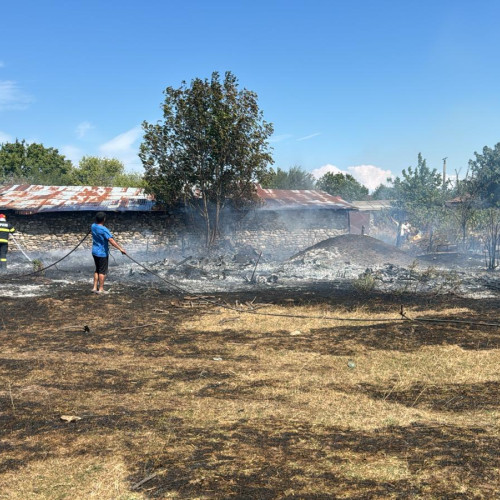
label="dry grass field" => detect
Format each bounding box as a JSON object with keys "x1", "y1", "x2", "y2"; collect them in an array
[{"x1": 1, "y1": 283, "x2": 499, "y2": 499}]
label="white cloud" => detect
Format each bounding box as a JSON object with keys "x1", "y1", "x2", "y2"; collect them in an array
[
  {"x1": 347, "y1": 165, "x2": 392, "y2": 191},
  {"x1": 311, "y1": 163, "x2": 392, "y2": 192},
  {"x1": 297, "y1": 132, "x2": 321, "y2": 142},
  {"x1": 60, "y1": 145, "x2": 84, "y2": 165},
  {"x1": 0, "y1": 80, "x2": 34, "y2": 110},
  {"x1": 269, "y1": 133, "x2": 293, "y2": 143},
  {"x1": 311, "y1": 164, "x2": 347, "y2": 179},
  {"x1": 0, "y1": 130, "x2": 13, "y2": 143},
  {"x1": 98, "y1": 126, "x2": 142, "y2": 168},
  {"x1": 75, "y1": 121, "x2": 94, "y2": 139}
]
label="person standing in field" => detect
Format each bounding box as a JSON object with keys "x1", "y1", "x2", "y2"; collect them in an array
[
  {"x1": 91, "y1": 212, "x2": 126, "y2": 293},
  {"x1": 0, "y1": 214, "x2": 15, "y2": 270}
]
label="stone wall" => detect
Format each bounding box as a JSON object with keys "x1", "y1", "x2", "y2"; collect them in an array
[
  {"x1": 229, "y1": 209, "x2": 348, "y2": 256},
  {"x1": 5, "y1": 208, "x2": 349, "y2": 257},
  {"x1": 6, "y1": 212, "x2": 186, "y2": 254}
]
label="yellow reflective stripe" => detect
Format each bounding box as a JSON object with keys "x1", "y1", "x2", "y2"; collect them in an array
[
  {"x1": 0, "y1": 239, "x2": 8, "y2": 243},
  {"x1": 0, "y1": 228, "x2": 11, "y2": 232},
  {"x1": 0, "y1": 258, "x2": 6, "y2": 262}
]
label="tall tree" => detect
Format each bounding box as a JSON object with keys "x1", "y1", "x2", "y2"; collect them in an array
[
  {"x1": 467, "y1": 143, "x2": 500, "y2": 266},
  {"x1": 469, "y1": 142, "x2": 500, "y2": 206},
  {"x1": 392, "y1": 153, "x2": 447, "y2": 248},
  {"x1": 447, "y1": 170, "x2": 479, "y2": 249},
  {"x1": 316, "y1": 172, "x2": 369, "y2": 201},
  {"x1": 140, "y1": 71, "x2": 274, "y2": 246},
  {"x1": 71, "y1": 156, "x2": 143, "y2": 187},
  {"x1": 260, "y1": 165, "x2": 315, "y2": 190},
  {"x1": 0, "y1": 139, "x2": 74, "y2": 184}
]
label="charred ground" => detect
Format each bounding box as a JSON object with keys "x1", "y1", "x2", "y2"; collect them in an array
[{"x1": 1, "y1": 279, "x2": 499, "y2": 499}]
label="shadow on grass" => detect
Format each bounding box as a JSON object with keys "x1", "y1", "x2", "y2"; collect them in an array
[
  {"x1": 335, "y1": 380, "x2": 500, "y2": 412},
  {"x1": 126, "y1": 419, "x2": 499, "y2": 498},
  {"x1": 1, "y1": 402, "x2": 498, "y2": 497}
]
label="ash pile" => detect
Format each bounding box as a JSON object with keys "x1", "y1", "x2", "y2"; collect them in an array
[
  {"x1": 140, "y1": 244, "x2": 280, "y2": 288},
  {"x1": 4, "y1": 234, "x2": 500, "y2": 298},
  {"x1": 135, "y1": 234, "x2": 500, "y2": 297}
]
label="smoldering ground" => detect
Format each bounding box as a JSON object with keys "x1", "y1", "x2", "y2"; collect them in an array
[{"x1": 2, "y1": 233, "x2": 499, "y2": 301}]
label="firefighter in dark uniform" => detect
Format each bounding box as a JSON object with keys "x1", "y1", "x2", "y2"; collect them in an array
[{"x1": 0, "y1": 214, "x2": 15, "y2": 269}]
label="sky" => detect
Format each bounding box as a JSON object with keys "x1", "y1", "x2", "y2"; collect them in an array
[{"x1": 1, "y1": 0, "x2": 500, "y2": 191}]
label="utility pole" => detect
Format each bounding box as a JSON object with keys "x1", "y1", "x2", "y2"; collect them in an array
[{"x1": 442, "y1": 157, "x2": 448, "y2": 188}]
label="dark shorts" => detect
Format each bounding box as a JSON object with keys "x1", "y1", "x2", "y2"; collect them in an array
[{"x1": 93, "y1": 255, "x2": 109, "y2": 275}]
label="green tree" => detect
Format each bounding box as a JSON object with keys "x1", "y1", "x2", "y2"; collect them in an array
[
  {"x1": 371, "y1": 183, "x2": 396, "y2": 200},
  {"x1": 468, "y1": 142, "x2": 500, "y2": 206},
  {"x1": 260, "y1": 165, "x2": 315, "y2": 190},
  {"x1": 71, "y1": 156, "x2": 143, "y2": 187},
  {"x1": 0, "y1": 139, "x2": 74, "y2": 184},
  {"x1": 316, "y1": 172, "x2": 369, "y2": 201},
  {"x1": 477, "y1": 208, "x2": 500, "y2": 269},
  {"x1": 447, "y1": 170, "x2": 479, "y2": 249},
  {"x1": 140, "y1": 71, "x2": 274, "y2": 246},
  {"x1": 392, "y1": 153, "x2": 447, "y2": 248}
]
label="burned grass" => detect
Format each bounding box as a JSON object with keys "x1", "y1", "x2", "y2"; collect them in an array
[{"x1": 1, "y1": 283, "x2": 499, "y2": 498}]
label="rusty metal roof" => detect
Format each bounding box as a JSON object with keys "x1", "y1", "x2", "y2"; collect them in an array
[
  {"x1": 0, "y1": 183, "x2": 355, "y2": 214},
  {"x1": 350, "y1": 200, "x2": 393, "y2": 211},
  {"x1": 255, "y1": 185, "x2": 355, "y2": 210},
  {"x1": 0, "y1": 184, "x2": 155, "y2": 213}
]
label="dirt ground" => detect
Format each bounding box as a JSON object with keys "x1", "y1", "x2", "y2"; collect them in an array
[{"x1": 1, "y1": 280, "x2": 500, "y2": 499}]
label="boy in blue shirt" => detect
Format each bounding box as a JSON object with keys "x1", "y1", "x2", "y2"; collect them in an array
[{"x1": 91, "y1": 212, "x2": 126, "y2": 293}]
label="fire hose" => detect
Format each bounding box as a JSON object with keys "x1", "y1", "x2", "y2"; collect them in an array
[
  {"x1": 2, "y1": 232, "x2": 500, "y2": 328},
  {"x1": 0, "y1": 230, "x2": 91, "y2": 280},
  {"x1": 122, "y1": 253, "x2": 500, "y2": 327}
]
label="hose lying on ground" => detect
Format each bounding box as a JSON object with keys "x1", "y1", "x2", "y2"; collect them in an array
[
  {"x1": 0, "y1": 230, "x2": 91, "y2": 281},
  {"x1": 3, "y1": 233, "x2": 499, "y2": 328}
]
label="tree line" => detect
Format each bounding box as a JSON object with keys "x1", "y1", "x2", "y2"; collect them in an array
[
  {"x1": 387, "y1": 146, "x2": 500, "y2": 268},
  {"x1": 0, "y1": 139, "x2": 143, "y2": 187}
]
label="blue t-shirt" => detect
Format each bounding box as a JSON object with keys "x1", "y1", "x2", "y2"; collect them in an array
[{"x1": 91, "y1": 223, "x2": 113, "y2": 257}]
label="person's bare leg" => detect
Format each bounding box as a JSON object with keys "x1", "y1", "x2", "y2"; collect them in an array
[
  {"x1": 93, "y1": 272, "x2": 99, "y2": 291},
  {"x1": 98, "y1": 273, "x2": 106, "y2": 292}
]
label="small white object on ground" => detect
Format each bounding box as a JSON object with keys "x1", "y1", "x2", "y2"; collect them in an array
[{"x1": 60, "y1": 415, "x2": 81, "y2": 422}]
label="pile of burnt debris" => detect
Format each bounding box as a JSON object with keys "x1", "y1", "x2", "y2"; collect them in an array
[
  {"x1": 3, "y1": 234, "x2": 500, "y2": 299},
  {"x1": 123, "y1": 235, "x2": 499, "y2": 298}
]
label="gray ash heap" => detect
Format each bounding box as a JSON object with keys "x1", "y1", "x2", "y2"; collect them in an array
[
  {"x1": 289, "y1": 234, "x2": 415, "y2": 268},
  {"x1": 2, "y1": 234, "x2": 499, "y2": 299}
]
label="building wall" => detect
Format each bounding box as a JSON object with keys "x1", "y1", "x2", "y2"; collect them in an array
[
  {"x1": 5, "y1": 209, "x2": 348, "y2": 257},
  {"x1": 230, "y1": 209, "x2": 348, "y2": 256}
]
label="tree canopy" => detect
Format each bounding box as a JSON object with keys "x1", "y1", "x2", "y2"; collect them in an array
[
  {"x1": 316, "y1": 172, "x2": 368, "y2": 201},
  {"x1": 260, "y1": 166, "x2": 315, "y2": 190},
  {"x1": 0, "y1": 139, "x2": 73, "y2": 185},
  {"x1": 140, "y1": 71, "x2": 274, "y2": 246},
  {"x1": 371, "y1": 183, "x2": 396, "y2": 200},
  {"x1": 392, "y1": 153, "x2": 444, "y2": 210},
  {"x1": 469, "y1": 142, "x2": 500, "y2": 206},
  {"x1": 391, "y1": 153, "x2": 447, "y2": 246},
  {"x1": 71, "y1": 156, "x2": 143, "y2": 187}
]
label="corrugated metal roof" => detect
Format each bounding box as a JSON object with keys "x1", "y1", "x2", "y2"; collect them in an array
[
  {"x1": 0, "y1": 184, "x2": 356, "y2": 214},
  {"x1": 0, "y1": 184, "x2": 155, "y2": 213},
  {"x1": 255, "y1": 185, "x2": 355, "y2": 210},
  {"x1": 350, "y1": 200, "x2": 393, "y2": 211}
]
